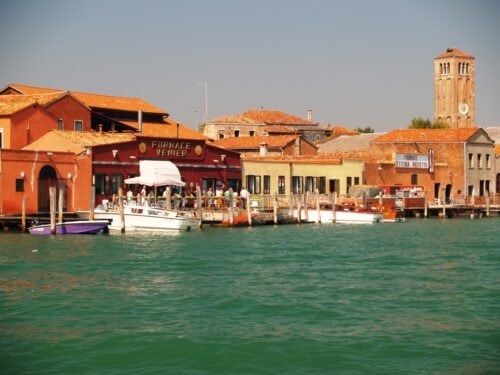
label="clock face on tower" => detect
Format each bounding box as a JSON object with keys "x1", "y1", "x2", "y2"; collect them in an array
[{"x1": 459, "y1": 102, "x2": 469, "y2": 115}]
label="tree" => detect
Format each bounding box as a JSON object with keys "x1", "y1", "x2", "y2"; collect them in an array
[
  {"x1": 408, "y1": 117, "x2": 450, "y2": 129},
  {"x1": 354, "y1": 126, "x2": 375, "y2": 133}
]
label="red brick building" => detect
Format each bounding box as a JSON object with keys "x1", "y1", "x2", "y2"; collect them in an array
[{"x1": 364, "y1": 128, "x2": 496, "y2": 201}]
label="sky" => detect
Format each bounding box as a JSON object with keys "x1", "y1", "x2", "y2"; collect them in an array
[{"x1": 1, "y1": 0, "x2": 500, "y2": 131}]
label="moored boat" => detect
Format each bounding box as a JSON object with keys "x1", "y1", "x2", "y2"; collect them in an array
[
  {"x1": 382, "y1": 209, "x2": 406, "y2": 223},
  {"x1": 28, "y1": 220, "x2": 109, "y2": 235},
  {"x1": 89, "y1": 205, "x2": 201, "y2": 232},
  {"x1": 294, "y1": 206, "x2": 383, "y2": 224}
]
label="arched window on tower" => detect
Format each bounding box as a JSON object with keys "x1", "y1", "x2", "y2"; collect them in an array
[
  {"x1": 447, "y1": 63, "x2": 451, "y2": 74},
  {"x1": 440, "y1": 63, "x2": 443, "y2": 74}
]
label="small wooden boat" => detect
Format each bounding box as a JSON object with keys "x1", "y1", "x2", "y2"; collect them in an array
[{"x1": 28, "y1": 220, "x2": 109, "y2": 235}]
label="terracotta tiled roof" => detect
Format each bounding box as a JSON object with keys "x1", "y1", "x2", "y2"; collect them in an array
[
  {"x1": 243, "y1": 154, "x2": 347, "y2": 165},
  {"x1": 52, "y1": 130, "x2": 135, "y2": 147},
  {"x1": 207, "y1": 114, "x2": 259, "y2": 124},
  {"x1": 317, "y1": 133, "x2": 384, "y2": 152},
  {"x1": 242, "y1": 109, "x2": 317, "y2": 125},
  {"x1": 0, "y1": 92, "x2": 68, "y2": 116},
  {"x1": 3, "y1": 83, "x2": 167, "y2": 114},
  {"x1": 213, "y1": 135, "x2": 299, "y2": 150},
  {"x1": 71, "y1": 92, "x2": 166, "y2": 114},
  {"x1": 315, "y1": 126, "x2": 360, "y2": 144},
  {"x1": 208, "y1": 109, "x2": 317, "y2": 126},
  {"x1": 321, "y1": 150, "x2": 378, "y2": 162},
  {"x1": 263, "y1": 125, "x2": 298, "y2": 134},
  {"x1": 2, "y1": 83, "x2": 63, "y2": 95},
  {"x1": 119, "y1": 120, "x2": 207, "y2": 140},
  {"x1": 435, "y1": 47, "x2": 474, "y2": 59},
  {"x1": 372, "y1": 128, "x2": 480, "y2": 143}
]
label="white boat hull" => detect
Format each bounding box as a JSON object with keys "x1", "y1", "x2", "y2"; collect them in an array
[
  {"x1": 294, "y1": 209, "x2": 382, "y2": 224},
  {"x1": 79, "y1": 206, "x2": 200, "y2": 232}
]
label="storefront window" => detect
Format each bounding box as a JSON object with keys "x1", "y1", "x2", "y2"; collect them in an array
[
  {"x1": 263, "y1": 176, "x2": 270, "y2": 194},
  {"x1": 305, "y1": 176, "x2": 315, "y2": 192},
  {"x1": 111, "y1": 174, "x2": 122, "y2": 194},
  {"x1": 247, "y1": 175, "x2": 261, "y2": 194},
  {"x1": 292, "y1": 176, "x2": 303, "y2": 194},
  {"x1": 227, "y1": 179, "x2": 240, "y2": 193},
  {"x1": 278, "y1": 176, "x2": 286, "y2": 194},
  {"x1": 94, "y1": 174, "x2": 106, "y2": 195},
  {"x1": 316, "y1": 177, "x2": 326, "y2": 194},
  {"x1": 202, "y1": 178, "x2": 216, "y2": 194}
]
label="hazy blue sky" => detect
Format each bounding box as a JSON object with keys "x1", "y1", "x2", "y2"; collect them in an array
[{"x1": 1, "y1": 0, "x2": 499, "y2": 131}]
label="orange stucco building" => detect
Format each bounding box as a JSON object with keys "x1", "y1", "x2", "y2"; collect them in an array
[
  {"x1": 0, "y1": 92, "x2": 91, "y2": 149},
  {"x1": 0, "y1": 83, "x2": 242, "y2": 215},
  {"x1": 0, "y1": 148, "x2": 92, "y2": 215}
]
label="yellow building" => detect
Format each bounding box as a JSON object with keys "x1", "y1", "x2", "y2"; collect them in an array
[{"x1": 241, "y1": 154, "x2": 365, "y2": 196}]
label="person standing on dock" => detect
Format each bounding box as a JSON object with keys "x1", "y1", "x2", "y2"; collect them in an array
[
  {"x1": 206, "y1": 187, "x2": 214, "y2": 208},
  {"x1": 240, "y1": 186, "x2": 248, "y2": 208}
]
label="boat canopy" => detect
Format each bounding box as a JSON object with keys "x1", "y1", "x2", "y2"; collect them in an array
[{"x1": 125, "y1": 160, "x2": 185, "y2": 187}]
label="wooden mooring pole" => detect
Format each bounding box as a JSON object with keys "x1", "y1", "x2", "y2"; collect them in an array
[
  {"x1": 118, "y1": 188, "x2": 125, "y2": 233},
  {"x1": 424, "y1": 191, "x2": 428, "y2": 218},
  {"x1": 441, "y1": 187, "x2": 446, "y2": 219},
  {"x1": 196, "y1": 185, "x2": 202, "y2": 220},
  {"x1": 297, "y1": 194, "x2": 302, "y2": 224},
  {"x1": 50, "y1": 186, "x2": 57, "y2": 235},
  {"x1": 332, "y1": 192, "x2": 337, "y2": 223},
  {"x1": 21, "y1": 196, "x2": 26, "y2": 232},
  {"x1": 166, "y1": 187, "x2": 171, "y2": 210},
  {"x1": 486, "y1": 194, "x2": 490, "y2": 217},
  {"x1": 303, "y1": 192, "x2": 309, "y2": 222},
  {"x1": 89, "y1": 186, "x2": 95, "y2": 221},
  {"x1": 58, "y1": 186, "x2": 64, "y2": 224},
  {"x1": 246, "y1": 195, "x2": 252, "y2": 226},
  {"x1": 315, "y1": 189, "x2": 320, "y2": 223},
  {"x1": 273, "y1": 193, "x2": 278, "y2": 224},
  {"x1": 229, "y1": 188, "x2": 234, "y2": 226}
]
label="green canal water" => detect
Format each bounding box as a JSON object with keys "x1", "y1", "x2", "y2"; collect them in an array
[{"x1": 1, "y1": 218, "x2": 499, "y2": 374}]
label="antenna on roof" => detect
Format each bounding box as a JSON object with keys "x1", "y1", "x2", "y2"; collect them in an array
[{"x1": 138, "y1": 110, "x2": 143, "y2": 135}]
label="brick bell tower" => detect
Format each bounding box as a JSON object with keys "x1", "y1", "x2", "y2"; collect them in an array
[{"x1": 434, "y1": 47, "x2": 475, "y2": 128}]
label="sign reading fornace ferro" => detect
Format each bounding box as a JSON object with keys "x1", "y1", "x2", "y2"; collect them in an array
[{"x1": 137, "y1": 137, "x2": 205, "y2": 160}]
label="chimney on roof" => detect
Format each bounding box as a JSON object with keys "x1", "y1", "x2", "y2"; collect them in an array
[
  {"x1": 98, "y1": 124, "x2": 103, "y2": 134},
  {"x1": 307, "y1": 109, "x2": 312, "y2": 122},
  {"x1": 259, "y1": 142, "x2": 268, "y2": 157},
  {"x1": 295, "y1": 136, "x2": 301, "y2": 156},
  {"x1": 138, "y1": 110, "x2": 143, "y2": 135}
]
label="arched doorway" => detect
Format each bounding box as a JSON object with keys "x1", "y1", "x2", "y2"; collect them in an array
[{"x1": 38, "y1": 165, "x2": 66, "y2": 212}]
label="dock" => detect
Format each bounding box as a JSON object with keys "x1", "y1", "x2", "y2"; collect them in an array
[{"x1": 2, "y1": 192, "x2": 498, "y2": 232}]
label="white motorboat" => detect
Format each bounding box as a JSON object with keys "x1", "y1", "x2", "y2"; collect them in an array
[
  {"x1": 83, "y1": 159, "x2": 200, "y2": 231},
  {"x1": 294, "y1": 207, "x2": 383, "y2": 224},
  {"x1": 88, "y1": 204, "x2": 201, "y2": 232}
]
